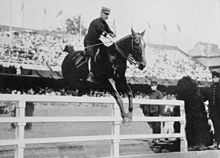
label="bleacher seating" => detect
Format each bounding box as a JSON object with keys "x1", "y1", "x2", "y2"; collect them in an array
[{"x1": 0, "y1": 30, "x2": 212, "y2": 82}]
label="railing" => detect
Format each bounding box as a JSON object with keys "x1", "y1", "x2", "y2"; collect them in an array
[{"x1": 0, "y1": 94, "x2": 187, "y2": 158}]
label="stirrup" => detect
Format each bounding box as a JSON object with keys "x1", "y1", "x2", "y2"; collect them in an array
[{"x1": 86, "y1": 72, "x2": 95, "y2": 83}]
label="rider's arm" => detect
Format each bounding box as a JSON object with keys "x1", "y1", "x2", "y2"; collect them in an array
[{"x1": 102, "y1": 20, "x2": 116, "y2": 37}]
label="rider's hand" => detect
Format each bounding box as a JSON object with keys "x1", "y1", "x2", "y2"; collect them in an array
[
  {"x1": 110, "y1": 33, "x2": 116, "y2": 38},
  {"x1": 102, "y1": 31, "x2": 108, "y2": 37},
  {"x1": 106, "y1": 34, "x2": 116, "y2": 43}
]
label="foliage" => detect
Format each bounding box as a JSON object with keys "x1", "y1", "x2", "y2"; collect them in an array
[
  {"x1": 65, "y1": 15, "x2": 87, "y2": 35},
  {"x1": 176, "y1": 76, "x2": 213, "y2": 147}
]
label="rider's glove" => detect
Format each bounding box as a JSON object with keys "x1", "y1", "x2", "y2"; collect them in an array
[
  {"x1": 106, "y1": 34, "x2": 116, "y2": 43},
  {"x1": 109, "y1": 33, "x2": 116, "y2": 38},
  {"x1": 102, "y1": 31, "x2": 108, "y2": 37}
]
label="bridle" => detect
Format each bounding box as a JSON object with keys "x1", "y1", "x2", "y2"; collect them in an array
[{"x1": 115, "y1": 35, "x2": 142, "y2": 65}]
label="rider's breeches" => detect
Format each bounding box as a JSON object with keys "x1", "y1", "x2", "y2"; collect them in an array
[
  {"x1": 84, "y1": 39, "x2": 102, "y2": 57},
  {"x1": 85, "y1": 46, "x2": 95, "y2": 57}
]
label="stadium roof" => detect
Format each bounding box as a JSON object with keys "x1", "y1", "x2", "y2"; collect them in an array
[{"x1": 189, "y1": 42, "x2": 220, "y2": 57}]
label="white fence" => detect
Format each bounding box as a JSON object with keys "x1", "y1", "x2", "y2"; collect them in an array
[{"x1": 0, "y1": 94, "x2": 187, "y2": 158}]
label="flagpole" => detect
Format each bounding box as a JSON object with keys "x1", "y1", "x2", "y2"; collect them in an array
[
  {"x1": 163, "y1": 26, "x2": 165, "y2": 45},
  {"x1": 176, "y1": 25, "x2": 178, "y2": 47},
  {"x1": 79, "y1": 14, "x2": 81, "y2": 37},
  {"x1": 43, "y1": 7, "x2": 46, "y2": 31},
  {"x1": 163, "y1": 24, "x2": 167, "y2": 45},
  {"x1": 43, "y1": 13, "x2": 45, "y2": 31},
  {"x1": 177, "y1": 25, "x2": 181, "y2": 48},
  {"x1": 22, "y1": 1, "x2": 24, "y2": 28},
  {"x1": 9, "y1": 0, "x2": 12, "y2": 31},
  {"x1": 147, "y1": 22, "x2": 151, "y2": 44}
]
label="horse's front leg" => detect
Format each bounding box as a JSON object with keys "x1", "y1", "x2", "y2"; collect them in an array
[
  {"x1": 126, "y1": 84, "x2": 133, "y2": 117},
  {"x1": 108, "y1": 78, "x2": 129, "y2": 119}
]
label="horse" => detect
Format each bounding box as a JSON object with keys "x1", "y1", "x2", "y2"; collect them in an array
[{"x1": 61, "y1": 28, "x2": 146, "y2": 122}]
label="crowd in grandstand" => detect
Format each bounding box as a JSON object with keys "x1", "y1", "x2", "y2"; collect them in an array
[
  {"x1": 126, "y1": 47, "x2": 212, "y2": 81},
  {"x1": 0, "y1": 30, "x2": 83, "y2": 68},
  {"x1": 0, "y1": 30, "x2": 212, "y2": 81}
]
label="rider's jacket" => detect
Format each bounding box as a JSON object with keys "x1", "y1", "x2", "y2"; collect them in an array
[{"x1": 84, "y1": 17, "x2": 114, "y2": 45}]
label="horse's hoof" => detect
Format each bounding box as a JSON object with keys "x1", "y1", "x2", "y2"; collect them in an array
[
  {"x1": 122, "y1": 113, "x2": 132, "y2": 125},
  {"x1": 125, "y1": 113, "x2": 133, "y2": 120},
  {"x1": 122, "y1": 117, "x2": 131, "y2": 126}
]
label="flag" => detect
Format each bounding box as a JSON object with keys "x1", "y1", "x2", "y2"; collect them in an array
[
  {"x1": 147, "y1": 22, "x2": 151, "y2": 28},
  {"x1": 177, "y1": 24, "x2": 181, "y2": 32},
  {"x1": 163, "y1": 24, "x2": 167, "y2": 32},
  {"x1": 56, "y1": 10, "x2": 63, "y2": 18},
  {"x1": 21, "y1": 1, "x2": 24, "y2": 11},
  {"x1": 43, "y1": 7, "x2": 47, "y2": 15}
]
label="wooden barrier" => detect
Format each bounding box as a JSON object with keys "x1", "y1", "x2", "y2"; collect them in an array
[{"x1": 0, "y1": 94, "x2": 187, "y2": 158}]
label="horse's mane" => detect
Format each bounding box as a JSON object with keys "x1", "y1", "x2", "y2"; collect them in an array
[{"x1": 116, "y1": 35, "x2": 131, "y2": 43}]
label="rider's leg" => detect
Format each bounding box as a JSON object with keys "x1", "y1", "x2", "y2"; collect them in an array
[
  {"x1": 88, "y1": 57, "x2": 91, "y2": 72},
  {"x1": 86, "y1": 47, "x2": 95, "y2": 82},
  {"x1": 87, "y1": 57, "x2": 95, "y2": 82}
]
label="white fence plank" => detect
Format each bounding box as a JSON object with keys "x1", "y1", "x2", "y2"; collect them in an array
[{"x1": 0, "y1": 94, "x2": 187, "y2": 158}]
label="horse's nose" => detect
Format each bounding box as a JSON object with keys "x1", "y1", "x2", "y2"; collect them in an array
[{"x1": 138, "y1": 62, "x2": 145, "y2": 70}]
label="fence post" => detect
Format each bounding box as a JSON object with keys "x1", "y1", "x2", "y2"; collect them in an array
[
  {"x1": 111, "y1": 103, "x2": 121, "y2": 158},
  {"x1": 15, "y1": 100, "x2": 26, "y2": 158},
  {"x1": 180, "y1": 104, "x2": 188, "y2": 152}
]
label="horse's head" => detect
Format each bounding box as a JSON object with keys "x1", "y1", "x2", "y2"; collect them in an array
[{"x1": 130, "y1": 28, "x2": 146, "y2": 70}]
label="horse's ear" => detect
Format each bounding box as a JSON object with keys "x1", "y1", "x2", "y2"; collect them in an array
[
  {"x1": 140, "y1": 30, "x2": 145, "y2": 36},
  {"x1": 131, "y1": 28, "x2": 136, "y2": 36},
  {"x1": 63, "y1": 45, "x2": 69, "y2": 52}
]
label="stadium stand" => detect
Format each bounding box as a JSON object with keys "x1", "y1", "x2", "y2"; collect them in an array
[{"x1": 0, "y1": 30, "x2": 212, "y2": 83}]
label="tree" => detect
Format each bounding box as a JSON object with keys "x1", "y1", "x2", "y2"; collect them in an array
[
  {"x1": 176, "y1": 76, "x2": 213, "y2": 148},
  {"x1": 65, "y1": 15, "x2": 87, "y2": 35}
]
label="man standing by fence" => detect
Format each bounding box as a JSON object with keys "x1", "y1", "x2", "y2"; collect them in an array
[{"x1": 140, "y1": 81, "x2": 164, "y2": 143}]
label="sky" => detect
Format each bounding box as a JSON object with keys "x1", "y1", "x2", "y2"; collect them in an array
[{"x1": 0, "y1": 0, "x2": 220, "y2": 51}]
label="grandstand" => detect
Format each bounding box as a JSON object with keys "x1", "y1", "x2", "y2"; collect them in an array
[
  {"x1": 189, "y1": 42, "x2": 220, "y2": 73},
  {"x1": 127, "y1": 44, "x2": 212, "y2": 84},
  {"x1": 0, "y1": 26, "x2": 212, "y2": 87}
]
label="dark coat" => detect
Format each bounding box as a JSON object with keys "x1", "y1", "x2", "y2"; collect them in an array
[
  {"x1": 140, "y1": 89, "x2": 163, "y2": 116},
  {"x1": 149, "y1": 90, "x2": 164, "y2": 114},
  {"x1": 209, "y1": 83, "x2": 220, "y2": 117},
  {"x1": 208, "y1": 82, "x2": 220, "y2": 142},
  {"x1": 84, "y1": 17, "x2": 114, "y2": 46}
]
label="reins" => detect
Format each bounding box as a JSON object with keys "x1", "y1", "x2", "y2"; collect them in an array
[
  {"x1": 84, "y1": 41, "x2": 112, "y2": 49},
  {"x1": 114, "y1": 43, "x2": 136, "y2": 65},
  {"x1": 84, "y1": 36, "x2": 137, "y2": 65}
]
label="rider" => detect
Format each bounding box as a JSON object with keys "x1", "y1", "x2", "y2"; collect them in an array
[{"x1": 84, "y1": 7, "x2": 116, "y2": 82}]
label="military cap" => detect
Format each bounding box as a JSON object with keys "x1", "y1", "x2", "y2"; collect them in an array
[
  {"x1": 101, "y1": 7, "x2": 110, "y2": 15},
  {"x1": 150, "y1": 81, "x2": 158, "y2": 86}
]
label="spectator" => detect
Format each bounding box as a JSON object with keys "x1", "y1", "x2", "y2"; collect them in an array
[
  {"x1": 140, "y1": 81, "x2": 163, "y2": 143},
  {"x1": 208, "y1": 71, "x2": 220, "y2": 149}
]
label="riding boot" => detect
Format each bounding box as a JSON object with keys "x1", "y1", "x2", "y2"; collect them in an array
[{"x1": 86, "y1": 57, "x2": 96, "y2": 83}]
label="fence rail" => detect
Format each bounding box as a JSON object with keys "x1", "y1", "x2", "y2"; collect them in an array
[{"x1": 0, "y1": 94, "x2": 187, "y2": 158}]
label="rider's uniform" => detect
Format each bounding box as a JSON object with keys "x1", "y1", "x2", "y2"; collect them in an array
[{"x1": 84, "y1": 17, "x2": 114, "y2": 57}]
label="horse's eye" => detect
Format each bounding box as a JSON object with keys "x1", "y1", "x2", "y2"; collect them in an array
[{"x1": 134, "y1": 38, "x2": 140, "y2": 44}]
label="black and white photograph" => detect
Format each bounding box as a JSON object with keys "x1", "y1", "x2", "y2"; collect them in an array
[{"x1": 0, "y1": 0, "x2": 220, "y2": 157}]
